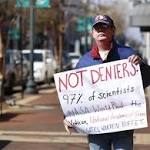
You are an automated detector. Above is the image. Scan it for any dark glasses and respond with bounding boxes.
[93,23,110,31]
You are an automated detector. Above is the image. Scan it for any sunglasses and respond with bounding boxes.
[93,23,111,31]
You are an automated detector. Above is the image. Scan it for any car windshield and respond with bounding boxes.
[23,53,43,62]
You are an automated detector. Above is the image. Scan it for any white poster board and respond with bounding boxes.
[54,59,148,134]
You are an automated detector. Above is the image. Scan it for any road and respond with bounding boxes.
[0,84,150,150]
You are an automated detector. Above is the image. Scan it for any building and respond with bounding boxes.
[129,0,150,64]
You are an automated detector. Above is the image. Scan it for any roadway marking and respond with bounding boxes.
[0,130,150,145]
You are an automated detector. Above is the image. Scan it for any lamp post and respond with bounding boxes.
[25,0,38,94]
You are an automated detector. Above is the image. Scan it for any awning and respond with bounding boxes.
[130,4,150,28]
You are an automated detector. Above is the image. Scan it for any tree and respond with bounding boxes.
[96,4,127,36]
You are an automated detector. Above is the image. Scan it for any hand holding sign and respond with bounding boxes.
[128,54,142,65]
[63,119,76,134]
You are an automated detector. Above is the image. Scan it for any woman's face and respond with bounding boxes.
[92,23,115,42]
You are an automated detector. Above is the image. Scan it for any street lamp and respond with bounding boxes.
[25,0,38,94]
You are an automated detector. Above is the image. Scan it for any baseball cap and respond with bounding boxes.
[92,15,115,28]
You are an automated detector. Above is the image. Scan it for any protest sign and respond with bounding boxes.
[54,59,148,134]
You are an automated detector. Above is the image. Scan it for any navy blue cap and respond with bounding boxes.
[92,15,115,27]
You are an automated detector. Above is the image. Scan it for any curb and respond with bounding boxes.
[0,130,150,145]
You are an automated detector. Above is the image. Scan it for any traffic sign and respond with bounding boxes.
[76,16,92,32]
[36,0,50,8]
[76,16,85,32]
[16,0,50,8]
[16,0,30,8]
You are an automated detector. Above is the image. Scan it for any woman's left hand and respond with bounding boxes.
[128,55,142,65]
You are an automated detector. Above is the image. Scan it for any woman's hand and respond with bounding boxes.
[128,55,142,65]
[63,119,76,134]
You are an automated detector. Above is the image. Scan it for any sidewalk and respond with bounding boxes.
[0,86,65,132]
[0,85,150,150]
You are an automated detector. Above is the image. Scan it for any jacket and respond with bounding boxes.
[76,41,150,88]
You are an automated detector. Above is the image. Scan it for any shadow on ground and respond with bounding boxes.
[0,141,11,149]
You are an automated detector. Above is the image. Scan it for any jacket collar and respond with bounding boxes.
[90,41,117,59]
[90,44,100,59]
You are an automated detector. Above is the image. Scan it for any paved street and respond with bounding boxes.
[0,84,150,150]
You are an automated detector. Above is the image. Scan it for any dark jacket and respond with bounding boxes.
[76,41,150,89]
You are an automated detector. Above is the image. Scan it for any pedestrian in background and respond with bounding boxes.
[64,14,150,150]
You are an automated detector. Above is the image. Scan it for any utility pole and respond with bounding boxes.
[25,0,38,94]
[84,0,89,53]
[18,7,24,98]
[57,1,64,71]
[54,0,64,72]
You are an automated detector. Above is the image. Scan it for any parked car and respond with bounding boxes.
[22,49,57,84]
[4,50,30,95]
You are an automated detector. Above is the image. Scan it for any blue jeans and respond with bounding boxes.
[88,130,134,150]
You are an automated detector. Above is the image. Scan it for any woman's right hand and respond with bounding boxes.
[63,119,76,134]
